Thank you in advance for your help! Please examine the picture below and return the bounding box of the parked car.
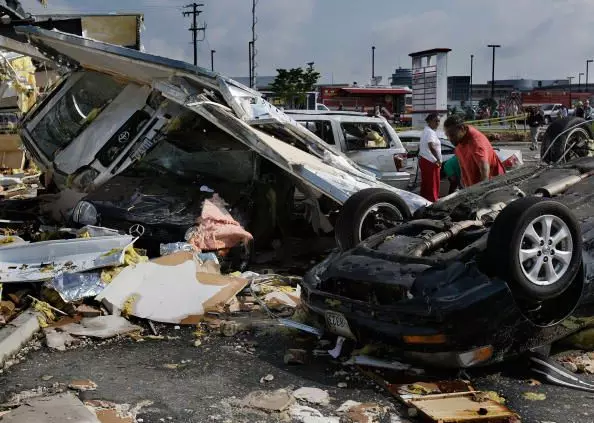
[301,118,594,369]
[397,129,523,196]
[2,26,430,255]
[288,111,411,189]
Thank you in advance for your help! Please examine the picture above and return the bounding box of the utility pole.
[587,59,593,92]
[579,72,584,91]
[469,54,474,105]
[250,0,258,88]
[182,3,206,66]
[487,44,501,101]
[210,49,216,72]
[372,46,376,80]
[568,76,574,107]
[248,42,253,86]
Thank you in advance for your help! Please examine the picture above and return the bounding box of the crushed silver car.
[0,25,429,252]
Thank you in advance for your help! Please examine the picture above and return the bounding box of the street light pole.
[587,60,593,92]
[568,76,574,107]
[211,49,216,72]
[371,46,376,81]
[469,54,474,105]
[487,44,501,101]
[579,72,584,91]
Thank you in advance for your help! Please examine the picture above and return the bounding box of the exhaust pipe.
[536,170,594,197]
[410,220,483,257]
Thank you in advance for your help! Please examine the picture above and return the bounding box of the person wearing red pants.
[418,113,442,202]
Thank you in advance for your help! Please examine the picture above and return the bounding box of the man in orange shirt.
[443,115,505,187]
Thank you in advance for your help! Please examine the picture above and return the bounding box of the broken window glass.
[30,72,126,159]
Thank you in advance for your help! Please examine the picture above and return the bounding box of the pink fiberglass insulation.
[189,194,253,251]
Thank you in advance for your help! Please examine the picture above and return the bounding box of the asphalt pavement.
[1,324,594,422]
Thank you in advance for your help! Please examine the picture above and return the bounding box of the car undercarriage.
[302,157,594,368]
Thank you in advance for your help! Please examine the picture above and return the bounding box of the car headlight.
[72,201,98,226]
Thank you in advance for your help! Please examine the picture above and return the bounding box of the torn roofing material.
[96,251,249,324]
[0,235,134,283]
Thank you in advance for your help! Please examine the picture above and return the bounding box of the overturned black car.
[302,120,594,368]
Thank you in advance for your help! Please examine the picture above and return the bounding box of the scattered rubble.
[260,374,274,384]
[59,316,141,339]
[0,392,100,423]
[337,401,388,423]
[68,379,98,392]
[289,404,339,423]
[240,389,295,412]
[284,348,308,365]
[523,392,547,401]
[293,387,330,406]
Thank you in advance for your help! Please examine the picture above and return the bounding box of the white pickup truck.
[541,103,563,124]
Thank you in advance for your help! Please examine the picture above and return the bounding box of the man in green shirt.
[442,155,462,195]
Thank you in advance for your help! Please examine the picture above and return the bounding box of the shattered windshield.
[30,72,125,159]
[131,111,256,184]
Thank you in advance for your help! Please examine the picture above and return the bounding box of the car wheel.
[486,197,583,301]
[541,117,593,163]
[335,188,411,251]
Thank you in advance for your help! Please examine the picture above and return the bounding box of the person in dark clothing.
[575,101,585,118]
[527,107,544,151]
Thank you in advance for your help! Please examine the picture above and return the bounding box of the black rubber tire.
[541,117,593,163]
[335,188,411,251]
[486,197,582,301]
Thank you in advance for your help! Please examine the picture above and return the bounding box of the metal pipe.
[410,220,484,257]
[535,170,594,197]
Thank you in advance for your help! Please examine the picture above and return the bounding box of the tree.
[270,63,320,109]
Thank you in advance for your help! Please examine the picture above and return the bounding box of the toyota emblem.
[118,131,130,143]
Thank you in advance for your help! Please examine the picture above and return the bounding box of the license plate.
[325,311,356,340]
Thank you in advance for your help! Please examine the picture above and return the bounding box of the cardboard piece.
[408,392,516,422]
[96,252,248,324]
[0,135,25,170]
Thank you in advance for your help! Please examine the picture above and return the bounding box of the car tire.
[541,117,593,163]
[486,197,582,301]
[335,188,411,251]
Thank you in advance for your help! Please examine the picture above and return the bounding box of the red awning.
[340,87,411,95]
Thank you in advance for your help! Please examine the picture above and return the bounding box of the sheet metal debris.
[47,272,105,303]
[277,318,324,337]
[0,235,134,283]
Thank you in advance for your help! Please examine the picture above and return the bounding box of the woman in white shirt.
[418,113,442,202]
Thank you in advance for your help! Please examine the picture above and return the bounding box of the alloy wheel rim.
[518,214,573,286]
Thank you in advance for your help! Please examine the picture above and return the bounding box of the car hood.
[2,26,429,210]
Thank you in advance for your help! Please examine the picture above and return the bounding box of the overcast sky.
[20,0,594,85]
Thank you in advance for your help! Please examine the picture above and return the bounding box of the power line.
[182,3,206,66]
